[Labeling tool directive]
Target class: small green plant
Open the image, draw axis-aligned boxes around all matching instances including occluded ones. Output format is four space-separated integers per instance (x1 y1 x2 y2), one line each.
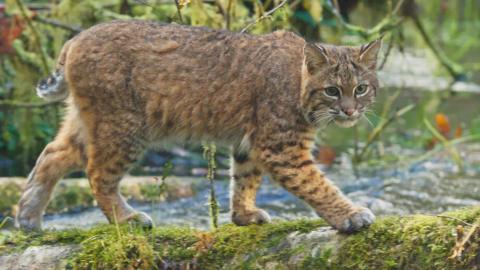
202 142 219 230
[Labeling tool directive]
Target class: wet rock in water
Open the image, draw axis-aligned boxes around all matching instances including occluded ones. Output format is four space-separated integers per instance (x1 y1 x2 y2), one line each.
0 245 78 270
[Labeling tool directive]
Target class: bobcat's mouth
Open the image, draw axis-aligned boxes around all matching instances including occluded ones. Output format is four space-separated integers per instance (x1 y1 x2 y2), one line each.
334 117 360 128
335 119 358 128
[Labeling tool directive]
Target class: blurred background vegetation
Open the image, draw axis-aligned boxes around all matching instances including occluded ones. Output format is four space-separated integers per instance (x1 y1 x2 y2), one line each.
0 0 479 176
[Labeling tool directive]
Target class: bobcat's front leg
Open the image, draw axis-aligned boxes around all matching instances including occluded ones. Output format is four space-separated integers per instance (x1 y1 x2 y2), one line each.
255 142 375 233
230 152 271 225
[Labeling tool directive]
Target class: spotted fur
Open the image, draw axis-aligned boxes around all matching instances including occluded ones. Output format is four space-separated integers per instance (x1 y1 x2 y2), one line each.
16 20 380 232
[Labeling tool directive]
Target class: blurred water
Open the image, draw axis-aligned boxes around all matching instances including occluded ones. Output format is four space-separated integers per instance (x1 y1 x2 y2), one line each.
43 144 480 230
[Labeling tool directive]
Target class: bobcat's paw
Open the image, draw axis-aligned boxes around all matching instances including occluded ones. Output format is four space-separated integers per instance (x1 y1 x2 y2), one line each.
335 207 375 233
232 208 271 226
16 217 42 231
125 212 154 229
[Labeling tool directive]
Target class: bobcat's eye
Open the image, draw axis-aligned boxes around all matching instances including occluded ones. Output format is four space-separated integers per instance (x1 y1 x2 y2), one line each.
324 87 340 98
355 84 369 96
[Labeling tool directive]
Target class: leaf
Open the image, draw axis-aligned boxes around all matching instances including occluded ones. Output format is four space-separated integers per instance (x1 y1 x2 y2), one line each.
0 15 25 54
303 0 322 22
435 113 450 137
315 146 336 166
178 0 191 9
424 117 463 171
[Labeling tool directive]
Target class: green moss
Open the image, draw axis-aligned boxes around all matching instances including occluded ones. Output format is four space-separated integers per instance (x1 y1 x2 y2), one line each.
2 208 480 269
199 219 325 268
331 207 480 270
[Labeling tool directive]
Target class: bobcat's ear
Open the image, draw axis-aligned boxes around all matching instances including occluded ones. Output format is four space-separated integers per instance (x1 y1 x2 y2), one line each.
303 42 330 75
358 38 382 70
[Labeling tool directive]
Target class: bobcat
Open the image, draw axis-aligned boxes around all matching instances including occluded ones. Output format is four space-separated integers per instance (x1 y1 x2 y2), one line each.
16 20 380 233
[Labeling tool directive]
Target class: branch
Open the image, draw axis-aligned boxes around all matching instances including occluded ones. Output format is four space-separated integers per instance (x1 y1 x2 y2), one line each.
379 34 395 70
133 0 183 22
355 104 415 162
0 100 60 108
240 0 288 34
392 0 406 16
428 214 474 227
215 0 227 18
402 134 480 166
14 0 50 75
32 16 83 34
324 0 404 39
410 13 465 80
173 0 184 23
226 0 233 30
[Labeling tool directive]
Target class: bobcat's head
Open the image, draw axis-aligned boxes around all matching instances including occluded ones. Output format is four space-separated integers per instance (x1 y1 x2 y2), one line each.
300 40 381 128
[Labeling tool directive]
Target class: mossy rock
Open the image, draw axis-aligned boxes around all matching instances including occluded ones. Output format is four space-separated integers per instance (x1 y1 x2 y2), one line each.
2 207 480 269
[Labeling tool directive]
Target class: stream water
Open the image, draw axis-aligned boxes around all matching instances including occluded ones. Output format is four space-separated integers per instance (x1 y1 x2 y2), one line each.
42 144 480 230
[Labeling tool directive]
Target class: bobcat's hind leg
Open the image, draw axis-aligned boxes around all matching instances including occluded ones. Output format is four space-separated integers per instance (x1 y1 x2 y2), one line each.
16 117 87 230
230 151 271 226
86 127 153 228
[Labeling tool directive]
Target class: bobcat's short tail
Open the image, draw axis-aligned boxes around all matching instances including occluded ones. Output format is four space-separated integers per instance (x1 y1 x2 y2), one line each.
36 37 75 102
36 70 68 101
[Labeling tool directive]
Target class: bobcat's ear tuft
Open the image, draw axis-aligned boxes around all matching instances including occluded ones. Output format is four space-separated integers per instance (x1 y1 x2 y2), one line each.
304 42 330 75
358 38 382 70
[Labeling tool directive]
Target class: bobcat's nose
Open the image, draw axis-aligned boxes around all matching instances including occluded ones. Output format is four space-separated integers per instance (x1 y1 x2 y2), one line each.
342 108 355 117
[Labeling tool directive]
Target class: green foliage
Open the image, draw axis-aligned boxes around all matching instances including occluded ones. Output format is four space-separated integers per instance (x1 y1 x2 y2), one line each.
333 208 480 269
3 207 480 269
0 182 21 216
203 143 219 229
1 0 479 175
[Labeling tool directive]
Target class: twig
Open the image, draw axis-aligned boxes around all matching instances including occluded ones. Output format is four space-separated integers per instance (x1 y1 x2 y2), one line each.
134 0 154 8
392 0 406 16
402 134 480 166
214 0 227 20
32 16 83 33
203 143 219 230
324 0 404 39
226 0 233 30
0 100 60 108
289 0 301 10
379 34 395 70
173 0 184 23
355 104 414 162
430 214 474 227
14 0 50 75
449 222 479 259
410 13 465 80
240 0 288 34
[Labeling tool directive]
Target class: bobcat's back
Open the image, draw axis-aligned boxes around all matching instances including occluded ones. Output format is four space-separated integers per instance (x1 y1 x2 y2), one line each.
58 20 306 145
